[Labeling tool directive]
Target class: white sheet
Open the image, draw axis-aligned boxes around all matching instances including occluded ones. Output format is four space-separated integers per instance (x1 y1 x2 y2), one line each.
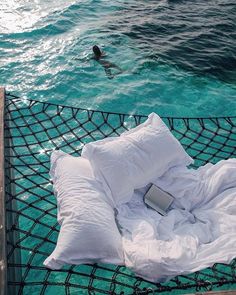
116 159 236 282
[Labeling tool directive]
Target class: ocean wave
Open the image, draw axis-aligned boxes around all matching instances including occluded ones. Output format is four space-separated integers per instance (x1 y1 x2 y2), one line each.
1 0 236 116
106 0 236 83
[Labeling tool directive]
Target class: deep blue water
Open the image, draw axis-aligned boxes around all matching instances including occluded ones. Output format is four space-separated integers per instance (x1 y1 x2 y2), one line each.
0 0 236 116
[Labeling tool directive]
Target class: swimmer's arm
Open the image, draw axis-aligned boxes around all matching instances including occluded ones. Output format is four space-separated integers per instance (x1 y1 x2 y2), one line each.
73 54 96 61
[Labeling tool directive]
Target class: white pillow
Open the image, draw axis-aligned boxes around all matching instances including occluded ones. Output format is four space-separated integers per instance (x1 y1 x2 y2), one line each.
43 150 124 270
82 113 193 205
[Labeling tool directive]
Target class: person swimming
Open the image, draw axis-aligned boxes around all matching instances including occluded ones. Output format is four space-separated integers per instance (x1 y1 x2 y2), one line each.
92 45 104 60
92 45 122 79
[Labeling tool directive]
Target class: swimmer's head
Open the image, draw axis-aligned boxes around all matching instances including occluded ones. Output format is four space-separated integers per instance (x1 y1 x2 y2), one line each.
93 45 102 59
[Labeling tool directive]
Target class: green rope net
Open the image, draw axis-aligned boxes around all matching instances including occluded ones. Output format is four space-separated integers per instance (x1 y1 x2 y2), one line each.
4 93 236 294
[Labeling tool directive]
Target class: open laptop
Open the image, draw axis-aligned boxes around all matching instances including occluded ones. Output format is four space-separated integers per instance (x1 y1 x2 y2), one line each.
144 184 174 216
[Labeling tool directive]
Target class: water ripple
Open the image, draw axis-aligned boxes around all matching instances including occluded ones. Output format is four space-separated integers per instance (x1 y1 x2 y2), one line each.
0 0 236 116
108 0 236 83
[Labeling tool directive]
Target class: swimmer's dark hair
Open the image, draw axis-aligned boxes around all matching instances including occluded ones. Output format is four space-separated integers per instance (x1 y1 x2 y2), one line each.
93 45 102 58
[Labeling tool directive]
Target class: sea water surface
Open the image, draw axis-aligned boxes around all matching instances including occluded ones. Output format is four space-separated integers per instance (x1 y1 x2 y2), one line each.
0 0 236 116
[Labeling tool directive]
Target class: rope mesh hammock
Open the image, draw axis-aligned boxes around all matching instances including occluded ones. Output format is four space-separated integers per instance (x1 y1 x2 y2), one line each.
4 93 236 294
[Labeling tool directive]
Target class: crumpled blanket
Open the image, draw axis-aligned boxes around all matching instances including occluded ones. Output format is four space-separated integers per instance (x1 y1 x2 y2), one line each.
116 159 236 282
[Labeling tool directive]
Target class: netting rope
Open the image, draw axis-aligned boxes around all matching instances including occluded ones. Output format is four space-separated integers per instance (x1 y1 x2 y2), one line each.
4 93 236 294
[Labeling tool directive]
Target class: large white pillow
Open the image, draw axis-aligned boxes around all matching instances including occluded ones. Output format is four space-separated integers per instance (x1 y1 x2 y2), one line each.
43 150 124 270
82 113 193 205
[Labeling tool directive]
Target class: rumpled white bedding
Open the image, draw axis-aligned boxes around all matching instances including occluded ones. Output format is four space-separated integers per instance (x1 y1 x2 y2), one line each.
116 159 236 282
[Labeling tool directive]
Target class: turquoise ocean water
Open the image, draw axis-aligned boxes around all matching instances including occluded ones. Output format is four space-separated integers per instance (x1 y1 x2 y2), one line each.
1 0 236 116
